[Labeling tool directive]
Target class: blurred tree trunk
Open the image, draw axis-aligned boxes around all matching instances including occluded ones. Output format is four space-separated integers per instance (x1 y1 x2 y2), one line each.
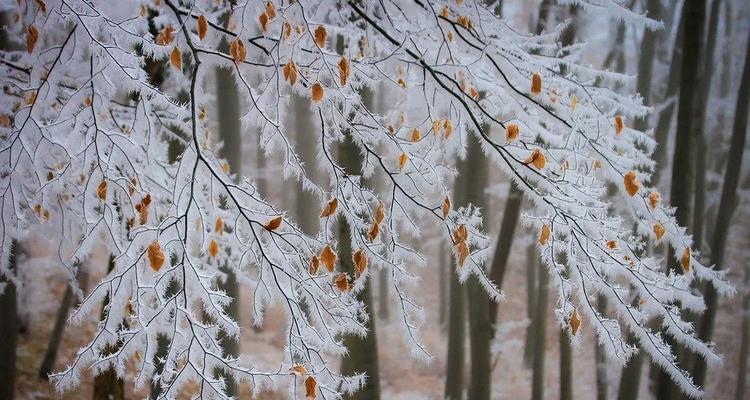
439 239 449 328
737 255 750 400
656 1 706 398
692 0 722 253
466 132 491 400
560 327 573 400
93 255 125 400
595 295 608 400
292 94 318 235
692 20 750 389
214 41 242 398
375 82 390 322
523 241 537 367
339 85 381 400
39 262 88 379
0 241 19 400
487 183 523 326
530 249 548 400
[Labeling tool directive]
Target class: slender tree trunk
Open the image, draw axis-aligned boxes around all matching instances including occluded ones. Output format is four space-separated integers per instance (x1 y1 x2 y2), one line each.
0 241 19 400
560 327 573 400
439 238 449 328
531 250 548 400
292 93 318 235
595 295 609 400
38 266 80 380
93 255 125 400
524 242 538 367
656 1 706 397
692 0 722 253
339 84 381 400
736 256 750 400
692 21 750 389
487 183 523 325
465 132 491 400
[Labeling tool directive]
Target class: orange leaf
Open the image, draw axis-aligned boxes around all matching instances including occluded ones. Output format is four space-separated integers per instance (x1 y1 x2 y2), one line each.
440 5 449 17
97 180 108 201
0 114 10 127
374 202 385 224
170 47 182 70
623 171 640 197
155 25 175 46
148 241 165 272
442 196 451 218
314 25 327 48
606 240 617 250
570 308 581 336
457 241 469 267
680 247 691 273
648 191 660 209
453 224 468 244
309 255 320 275
398 153 409 171
653 223 665 241
283 20 292 41
444 119 453 139
338 56 350 86
523 148 546 170
410 128 421 142
505 123 519 142
353 249 368 278
335 273 351 292
265 216 283 230
614 115 624 135
208 239 219 258
305 376 317 398
368 222 380 242
290 364 307 376
26 25 39 53
283 60 298 86
259 12 269 33
230 38 247 63
539 224 550 245
197 15 208 40
320 245 337 272
265 2 277 20
311 82 324 103
215 217 224 234
320 198 338 218
531 72 542 95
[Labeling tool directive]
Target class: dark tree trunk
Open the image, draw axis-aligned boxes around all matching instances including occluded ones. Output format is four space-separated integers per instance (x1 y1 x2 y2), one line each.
595 295 608 400
736 256 750 400
656 1 707 397
465 132 491 400
634 0 661 132
692 0 722 253
560 328 573 400
530 251 548 400
487 183 523 325
692 20 750 389
93 255 124 400
292 93 318 235
0 241 19 400
339 84 381 400
523 242 537 367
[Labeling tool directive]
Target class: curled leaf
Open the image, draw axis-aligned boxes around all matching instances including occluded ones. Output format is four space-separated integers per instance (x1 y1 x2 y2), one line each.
368 222 380 242
531 72 542 95
208 239 219 258
442 196 451 219
374 202 385 224
523 148 546 170
320 245 337 272
606 240 617 249
653 223 665 241
410 128 421 142
453 224 468 244
148 241 165 272
505 123 519 142
457 241 469 267
338 56 350 86
197 15 208 40
290 364 307 376
230 38 247 63
614 115 624 135
265 2 277 20
155 25 175 46
305 376 317 398
309 255 320 275
314 25 327 48
96 180 108 201
680 247 692 273
648 191 661 209
170 47 182 70
335 273 351 292
570 308 581 336
259 12 269 33
539 224 550 245
623 171 640 197
320 198 338 218
265 216 283 230
215 217 224 234
353 249 367 278
311 82 324 103
26 25 39 53
398 153 409 171
283 59 298 86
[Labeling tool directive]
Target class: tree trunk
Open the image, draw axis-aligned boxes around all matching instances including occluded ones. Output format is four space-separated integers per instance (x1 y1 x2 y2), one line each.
531 251 548 400
0 241 19 400
692 19 750 389
339 84 381 400
487 182 523 325
634 0 661 132
736 256 750 400
93 255 125 400
214 48 242 398
465 132 491 400
656 1 707 397
292 93 318 235
439 239 448 328
560 328 573 400
524 242 537 367
691 0 722 253
595 295 608 400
